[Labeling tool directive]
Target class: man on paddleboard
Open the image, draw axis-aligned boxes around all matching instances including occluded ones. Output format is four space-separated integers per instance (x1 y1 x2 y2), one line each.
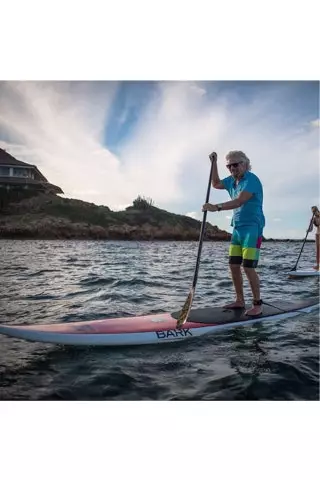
308 206 320 270
202 151 265 316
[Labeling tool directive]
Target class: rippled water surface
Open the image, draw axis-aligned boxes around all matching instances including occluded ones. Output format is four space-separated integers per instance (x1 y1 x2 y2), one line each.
0 239 319 400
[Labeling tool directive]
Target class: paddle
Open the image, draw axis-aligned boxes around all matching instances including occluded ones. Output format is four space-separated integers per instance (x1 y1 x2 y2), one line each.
291 212 315 271
176 157 215 328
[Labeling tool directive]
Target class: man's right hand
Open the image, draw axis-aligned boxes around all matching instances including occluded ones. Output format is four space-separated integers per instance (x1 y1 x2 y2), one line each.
209 152 217 163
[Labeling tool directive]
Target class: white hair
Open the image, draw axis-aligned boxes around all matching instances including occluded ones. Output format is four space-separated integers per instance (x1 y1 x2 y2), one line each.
226 150 252 171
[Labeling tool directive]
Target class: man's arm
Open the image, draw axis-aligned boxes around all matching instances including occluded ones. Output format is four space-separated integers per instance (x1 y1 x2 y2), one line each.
209 152 225 190
203 190 252 212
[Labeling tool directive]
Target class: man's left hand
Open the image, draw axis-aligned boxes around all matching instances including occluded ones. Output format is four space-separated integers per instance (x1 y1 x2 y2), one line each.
202 203 218 212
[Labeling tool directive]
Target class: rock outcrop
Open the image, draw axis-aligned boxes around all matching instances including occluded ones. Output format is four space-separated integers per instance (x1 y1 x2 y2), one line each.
0 193 231 241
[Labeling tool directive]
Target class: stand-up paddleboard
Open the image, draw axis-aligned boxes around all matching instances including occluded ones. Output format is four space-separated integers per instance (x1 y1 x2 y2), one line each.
0 298 318 346
288 270 320 278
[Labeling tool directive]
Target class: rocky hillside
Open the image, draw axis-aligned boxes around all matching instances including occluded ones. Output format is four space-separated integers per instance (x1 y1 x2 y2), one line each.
0 193 231 241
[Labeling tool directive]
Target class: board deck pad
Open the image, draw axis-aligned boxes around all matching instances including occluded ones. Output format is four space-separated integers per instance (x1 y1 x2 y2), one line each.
171 298 319 325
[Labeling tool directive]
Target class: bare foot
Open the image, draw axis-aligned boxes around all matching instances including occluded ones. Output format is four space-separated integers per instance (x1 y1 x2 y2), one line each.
223 300 245 309
313 265 320 270
245 305 263 316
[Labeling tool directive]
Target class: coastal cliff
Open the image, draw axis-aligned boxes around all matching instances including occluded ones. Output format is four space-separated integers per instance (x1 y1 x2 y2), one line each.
0 193 231 241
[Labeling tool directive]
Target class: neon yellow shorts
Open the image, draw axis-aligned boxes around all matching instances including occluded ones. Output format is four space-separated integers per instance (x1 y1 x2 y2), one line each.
229 226 262 268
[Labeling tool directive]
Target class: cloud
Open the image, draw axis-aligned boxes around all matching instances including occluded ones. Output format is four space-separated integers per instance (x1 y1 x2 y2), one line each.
0 81 318 239
310 118 320 128
185 211 200 220
189 84 206 97
113 204 131 211
118 82 231 204
0 81 126 204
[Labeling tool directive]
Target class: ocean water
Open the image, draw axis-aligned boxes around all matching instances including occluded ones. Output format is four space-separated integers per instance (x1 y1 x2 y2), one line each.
0 239 319 401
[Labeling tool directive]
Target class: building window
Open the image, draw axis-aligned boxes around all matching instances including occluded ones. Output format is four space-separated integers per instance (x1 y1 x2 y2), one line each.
0 167 10 176
12 168 31 178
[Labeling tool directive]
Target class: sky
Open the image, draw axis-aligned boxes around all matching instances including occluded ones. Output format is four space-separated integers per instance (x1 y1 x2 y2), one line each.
0 80 319 239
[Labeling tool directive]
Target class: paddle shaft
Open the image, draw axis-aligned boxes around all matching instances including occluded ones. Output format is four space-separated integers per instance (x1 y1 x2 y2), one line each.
190 160 215 288
292 213 315 271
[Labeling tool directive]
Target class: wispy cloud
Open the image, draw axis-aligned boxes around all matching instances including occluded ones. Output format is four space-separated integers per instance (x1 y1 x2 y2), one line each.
0 81 318 238
186 211 200 220
0 81 124 203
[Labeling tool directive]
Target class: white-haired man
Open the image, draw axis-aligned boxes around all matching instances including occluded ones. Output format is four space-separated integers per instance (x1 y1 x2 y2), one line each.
202 151 265 316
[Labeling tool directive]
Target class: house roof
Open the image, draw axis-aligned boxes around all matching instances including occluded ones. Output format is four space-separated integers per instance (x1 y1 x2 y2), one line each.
0 147 48 181
0 148 34 167
0 148 63 193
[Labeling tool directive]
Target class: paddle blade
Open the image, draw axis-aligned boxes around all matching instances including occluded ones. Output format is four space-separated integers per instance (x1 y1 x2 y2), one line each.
176 288 194 328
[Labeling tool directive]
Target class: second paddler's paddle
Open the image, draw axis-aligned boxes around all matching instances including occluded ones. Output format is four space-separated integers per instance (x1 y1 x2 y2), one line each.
291 211 316 271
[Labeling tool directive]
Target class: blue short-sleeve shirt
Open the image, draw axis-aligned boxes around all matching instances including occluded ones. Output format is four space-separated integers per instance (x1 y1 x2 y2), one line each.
222 171 265 231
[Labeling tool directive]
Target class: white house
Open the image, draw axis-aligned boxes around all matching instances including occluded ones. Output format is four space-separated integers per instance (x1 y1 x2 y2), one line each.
0 148 63 194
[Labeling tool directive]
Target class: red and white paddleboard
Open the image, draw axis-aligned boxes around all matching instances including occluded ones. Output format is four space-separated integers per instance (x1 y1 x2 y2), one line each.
0 298 318 346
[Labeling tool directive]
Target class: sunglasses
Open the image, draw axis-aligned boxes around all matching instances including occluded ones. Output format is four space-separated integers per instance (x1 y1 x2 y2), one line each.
226 162 242 170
